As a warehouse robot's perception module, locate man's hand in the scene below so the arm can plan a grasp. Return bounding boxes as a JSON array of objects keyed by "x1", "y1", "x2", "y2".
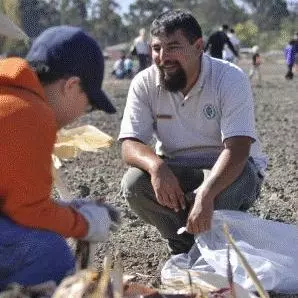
[
  {"x1": 186, "y1": 188, "x2": 214, "y2": 234},
  {"x1": 121, "y1": 139, "x2": 186, "y2": 211},
  {"x1": 186, "y1": 136, "x2": 252, "y2": 234},
  {"x1": 150, "y1": 163, "x2": 185, "y2": 212}
]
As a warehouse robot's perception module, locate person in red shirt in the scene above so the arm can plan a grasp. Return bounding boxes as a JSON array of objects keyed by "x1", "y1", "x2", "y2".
[{"x1": 0, "y1": 25, "x2": 118, "y2": 289}]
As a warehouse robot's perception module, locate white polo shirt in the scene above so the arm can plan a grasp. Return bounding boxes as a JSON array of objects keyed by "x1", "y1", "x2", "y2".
[
  {"x1": 134, "y1": 37, "x2": 150, "y2": 55},
  {"x1": 119, "y1": 54, "x2": 267, "y2": 173}
]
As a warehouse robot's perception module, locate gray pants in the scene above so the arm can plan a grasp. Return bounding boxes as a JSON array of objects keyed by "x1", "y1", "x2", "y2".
[
  {"x1": 249, "y1": 65, "x2": 262, "y2": 84},
  {"x1": 121, "y1": 158, "x2": 263, "y2": 254}
]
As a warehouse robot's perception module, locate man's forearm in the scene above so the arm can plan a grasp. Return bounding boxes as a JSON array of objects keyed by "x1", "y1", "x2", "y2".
[
  {"x1": 121, "y1": 139, "x2": 164, "y2": 175},
  {"x1": 199, "y1": 148, "x2": 248, "y2": 200}
]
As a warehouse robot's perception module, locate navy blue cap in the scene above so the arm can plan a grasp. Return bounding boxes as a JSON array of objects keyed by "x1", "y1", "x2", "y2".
[{"x1": 26, "y1": 25, "x2": 116, "y2": 114}]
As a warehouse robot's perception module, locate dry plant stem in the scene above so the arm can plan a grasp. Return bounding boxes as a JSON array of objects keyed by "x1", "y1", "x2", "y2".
[
  {"x1": 223, "y1": 224, "x2": 269, "y2": 298},
  {"x1": 112, "y1": 251, "x2": 123, "y2": 298},
  {"x1": 92, "y1": 255, "x2": 113, "y2": 298},
  {"x1": 76, "y1": 240, "x2": 90, "y2": 270},
  {"x1": 88, "y1": 243, "x2": 99, "y2": 268},
  {"x1": 227, "y1": 244, "x2": 236, "y2": 298},
  {"x1": 186, "y1": 271, "x2": 194, "y2": 296}
]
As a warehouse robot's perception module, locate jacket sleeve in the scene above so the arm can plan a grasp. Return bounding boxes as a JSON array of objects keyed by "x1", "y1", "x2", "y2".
[
  {"x1": 0, "y1": 102, "x2": 88, "y2": 238},
  {"x1": 225, "y1": 33, "x2": 238, "y2": 57}
]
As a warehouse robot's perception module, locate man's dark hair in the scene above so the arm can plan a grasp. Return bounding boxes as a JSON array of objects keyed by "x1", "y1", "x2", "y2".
[
  {"x1": 230, "y1": 28, "x2": 235, "y2": 34},
  {"x1": 150, "y1": 9, "x2": 202, "y2": 44}
]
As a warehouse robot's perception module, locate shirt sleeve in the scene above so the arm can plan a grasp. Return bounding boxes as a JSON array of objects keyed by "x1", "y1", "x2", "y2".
[
  {"x1": 219, "y1": 67, "x2": 257, "y2": 142},
  {"x1": 225, "y1": 34, "x2": 238, "y2": 56},
  {"x1": 0, "y1": 104, "x2": 88, "y2": 238},
  {"x1": 118, "y1": 74, "x2": 155, "y2": 144}
]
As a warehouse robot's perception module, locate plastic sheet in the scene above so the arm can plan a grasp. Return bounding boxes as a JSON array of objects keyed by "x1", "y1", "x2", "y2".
[{"x1": 162, "y1": 210, "x2": 298, "y2": 293}]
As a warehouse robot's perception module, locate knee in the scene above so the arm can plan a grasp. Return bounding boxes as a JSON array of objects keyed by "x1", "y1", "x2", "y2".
[
  {"x1": 121, "y1": 168, "x2": 150, "y2": 195},
  {"x1": 121, "y1": 168, "x2": 153, "y2": 208},
  {"x1": 29, "y1": 231, "x2": 75, "y2": 284},
  {"x1": 44, "y1": 232, "x2": 74, "y2": 265},
  {"x1": 2, "y1": 231, "x2": 75, "y2": 288}
]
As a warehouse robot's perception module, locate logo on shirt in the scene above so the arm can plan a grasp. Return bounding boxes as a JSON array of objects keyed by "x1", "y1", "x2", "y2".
[{"x1": 203, "y1": 104, "x2": 216, "y2": 119}]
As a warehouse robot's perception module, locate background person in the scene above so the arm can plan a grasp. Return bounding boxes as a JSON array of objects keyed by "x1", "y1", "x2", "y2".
[
  {"x1": 204, "y1": 24, "x2": 239, "y2": 59},
  {"x1": 284, "y1": 39, "x2": 296, "y2": 80},
  {"x1": 131, "y1": 28, "x2": 151, "y2": 72},
  {"x1": 249, "y1": 45, "x2": 262, "y2": 86},
  {"x1": 294, "y1": 32, "x2": 298, "y2": 72},
  {"x1": 119, "y1": 10, "x2": 267, "y2": 255},
  {"x1": 223, "y1": 28, "x2": 240, "y2": 63},
  {"x1": 0, "y1": 25, "x2": 118, "y2": 290},
  {"x1": 124, "y1": 53, "x2": 134, "y2": 79},
  {"x1": 112, "y1": 51, "x2": 126, "y2": 79}
]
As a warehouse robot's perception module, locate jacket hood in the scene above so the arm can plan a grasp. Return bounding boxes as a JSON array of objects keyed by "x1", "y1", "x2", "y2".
[{"x1": 0, "y1": 57, "x2": 46, "y2": 100}]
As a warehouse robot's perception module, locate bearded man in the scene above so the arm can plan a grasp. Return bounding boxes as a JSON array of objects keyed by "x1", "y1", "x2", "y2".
[{"x1": 118, "y1": 9, "x2": 267, "y2": 255}]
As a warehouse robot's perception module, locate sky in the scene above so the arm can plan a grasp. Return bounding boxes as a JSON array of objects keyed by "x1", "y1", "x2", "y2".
[
  {"x1": 118, "y1": 0, "x2": 298, "y2": 14},
  {"x1": 118, "y1": 0, "x2": 133, "y2": 14}
]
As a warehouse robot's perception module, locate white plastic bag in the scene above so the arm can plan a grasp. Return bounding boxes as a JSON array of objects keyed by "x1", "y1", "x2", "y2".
[{"x1": 161, "y1": 210, "x2": 298, "y2": 293}]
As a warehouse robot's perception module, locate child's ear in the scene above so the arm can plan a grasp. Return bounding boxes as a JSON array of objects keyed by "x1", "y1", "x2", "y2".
[{"x1": 63, "y1": 77, "x2": 81, "y2": 94}]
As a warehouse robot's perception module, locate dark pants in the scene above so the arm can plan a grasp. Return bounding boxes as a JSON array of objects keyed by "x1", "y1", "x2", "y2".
[
  {"x1": 121, "y1": 158, "x2": 263, "y2": 254},
  {"x1": 285, "y1": 64, "x2": 294, "y2": 79},
  {"x1": 0, "y1": 216, "x2": 75, "y2": 290},
  {"x1": 137, "y1": 54, "x2": 149, "y2": 72}
]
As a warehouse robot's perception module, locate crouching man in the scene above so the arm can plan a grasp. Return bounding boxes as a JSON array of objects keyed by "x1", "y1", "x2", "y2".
[
  {"x1": 0, "y1": 26, "x2": 118, "y2": 289},
  {"x1": 119, "y1": 10, "x2": 267, "y2": 255}
]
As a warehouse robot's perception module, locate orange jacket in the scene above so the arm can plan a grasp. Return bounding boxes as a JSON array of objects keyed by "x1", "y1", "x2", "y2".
[{"x1": 0, "y1": 57, "x2": 88, "y2": 238}]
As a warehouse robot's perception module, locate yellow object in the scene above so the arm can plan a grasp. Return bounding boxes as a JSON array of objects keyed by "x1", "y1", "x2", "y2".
[
  {"x1": 52, "y1": 125, "x2": 114, "y2": 200},
  {"x1": 54, "y1": 125, "x2": 114, "y2": 160}
]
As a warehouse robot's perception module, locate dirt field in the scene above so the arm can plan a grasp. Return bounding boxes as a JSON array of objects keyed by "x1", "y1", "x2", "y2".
[{"x1": 58, "y1": 55, "x2": 298, "y2": 297}]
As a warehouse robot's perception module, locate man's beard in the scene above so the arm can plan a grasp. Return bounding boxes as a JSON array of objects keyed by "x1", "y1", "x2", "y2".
[{"x1": 158, "y1": 63, "x2": 187, "y2": 92}]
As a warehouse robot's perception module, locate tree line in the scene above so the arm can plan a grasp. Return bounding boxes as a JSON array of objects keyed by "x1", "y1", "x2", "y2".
[{"x1": 0, "y1": 0, "x2": 297, "y2": 56}]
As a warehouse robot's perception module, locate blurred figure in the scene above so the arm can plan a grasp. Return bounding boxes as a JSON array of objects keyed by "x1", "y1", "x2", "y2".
[
  {"x1": 249, "y1": 45, "x2": 262, "y2": 86},
  {"x1": 112, "y1": 51, "x2": 126, "y2": 79},
  {"x1": 124, "y1": 54, "x2": 134, "y2": 79},
  {"x1": 131, "y1": 28, "x2": 151, "y2": 72},
  {"x1": 112, "y1": 51, "x2": 134, "y2": 80},
  {"x1": 284, "y1": 39, "x2": 296, "y2": 80},
  {"x1": 223, "y1": 28, "x2": 240, "y2": 63},
  {"x1": 294, "y1": 32, "x2": 298, "y2": 72},
  {"x1": 204, "y1": 24, "x2": 239, "y2": 59}
]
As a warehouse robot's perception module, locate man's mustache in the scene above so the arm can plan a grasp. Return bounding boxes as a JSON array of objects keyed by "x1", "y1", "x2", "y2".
[{"x1": 158, "y1": 62, "x2": 180, "y2": 69}]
